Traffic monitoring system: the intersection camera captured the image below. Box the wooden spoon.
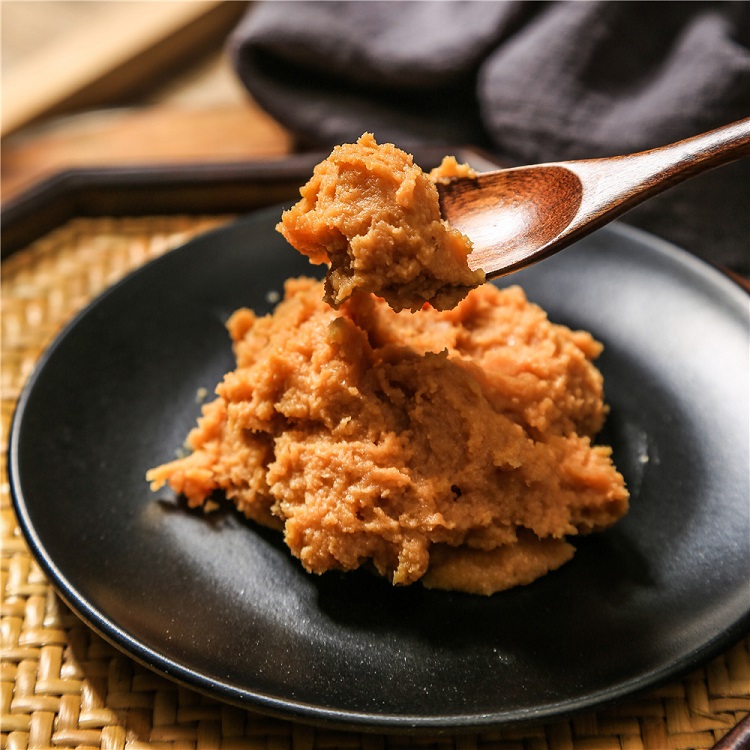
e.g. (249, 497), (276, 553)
(436, 118), (750, 278)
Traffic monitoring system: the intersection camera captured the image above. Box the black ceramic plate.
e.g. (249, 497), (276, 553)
(10, 207), (750, 731)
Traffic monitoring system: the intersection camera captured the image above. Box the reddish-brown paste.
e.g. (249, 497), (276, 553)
(148, 277), (628, 594)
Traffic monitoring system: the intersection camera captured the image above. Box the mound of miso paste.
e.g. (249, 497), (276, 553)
(148, 277), (628, 595)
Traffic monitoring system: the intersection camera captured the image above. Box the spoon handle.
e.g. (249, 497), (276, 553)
(564, 117), (750, 230)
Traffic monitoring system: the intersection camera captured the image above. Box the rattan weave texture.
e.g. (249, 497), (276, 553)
(2, 216), (748, 750)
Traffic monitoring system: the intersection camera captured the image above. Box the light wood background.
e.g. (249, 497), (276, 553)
(1, 0), (292, 199)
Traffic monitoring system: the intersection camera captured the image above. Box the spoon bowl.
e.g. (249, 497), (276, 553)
(437, 118), (750, 278)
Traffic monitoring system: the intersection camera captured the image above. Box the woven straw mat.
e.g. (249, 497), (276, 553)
(1, 215), (748, 750)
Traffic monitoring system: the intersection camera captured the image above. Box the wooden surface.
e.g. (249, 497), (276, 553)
(0, 1), (250, 137)
(1, 105), (293, 199)
(1, 0), (293, 200)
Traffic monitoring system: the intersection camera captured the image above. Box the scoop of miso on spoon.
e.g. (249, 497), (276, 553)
(436, 118), (750, 278)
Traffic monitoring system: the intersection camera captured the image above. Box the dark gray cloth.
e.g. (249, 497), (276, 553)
(230, 1), (750, 273)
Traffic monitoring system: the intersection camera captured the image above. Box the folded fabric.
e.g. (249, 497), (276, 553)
(230, 1), (750, 273)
